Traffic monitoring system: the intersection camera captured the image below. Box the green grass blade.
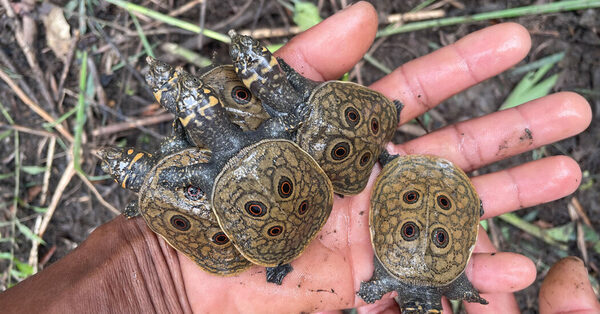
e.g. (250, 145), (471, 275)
(160, 43), (212, 67)
(411, 0), (438, 12)
(105, 0), (230, 43)
(293, 1), (322, 31)
(510, 52), (565, 76)
(73, 50), (88, 172)
(498, 212), (568, 250)
(378, 0), (600, 37)
(15, 220), (46, 245)
(21, 166), (47, 175)
(42, 107), (77, 129)
(129, 12), (155, 58)
(363, 53), (392, 74)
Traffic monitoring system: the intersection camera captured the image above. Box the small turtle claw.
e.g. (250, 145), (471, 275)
(228, 29), (237, 38)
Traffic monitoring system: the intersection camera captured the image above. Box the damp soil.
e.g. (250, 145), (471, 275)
(0, 0), (598, 312)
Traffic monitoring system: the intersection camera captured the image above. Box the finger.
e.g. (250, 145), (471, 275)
(275, 1), (378, 81)
(390, 92), (592, 171)
(370, 22), (531, 123)
(539, 257), (600, 314)
(472, 156), (582, 219)
(467, 252), (535, 294)
(356, 298), (400, 314)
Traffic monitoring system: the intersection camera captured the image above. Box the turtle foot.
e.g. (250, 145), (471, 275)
(265, 264), (293, 285)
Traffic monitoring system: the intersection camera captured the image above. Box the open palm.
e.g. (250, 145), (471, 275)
(178, 2), (591, 313)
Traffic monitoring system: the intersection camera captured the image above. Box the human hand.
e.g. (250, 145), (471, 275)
(539, 256), (600, 314)
(177, 2), (591, 313)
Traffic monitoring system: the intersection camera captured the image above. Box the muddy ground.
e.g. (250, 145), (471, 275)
(0, 0), (598, 312)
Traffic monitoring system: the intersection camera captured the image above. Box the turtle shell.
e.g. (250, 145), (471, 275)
(211, 139), (334, 267)
(370, 154), (480, 286)
(296, 81), (398, 194)
(139, 148), (253, 275)
(228, 32), (400, 195)
(200, 65), (269, 131)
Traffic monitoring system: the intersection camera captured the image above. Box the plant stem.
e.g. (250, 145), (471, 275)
(378, 0), (600, 37)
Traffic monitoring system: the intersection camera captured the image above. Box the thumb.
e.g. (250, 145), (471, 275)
(539, 256), (600, 314)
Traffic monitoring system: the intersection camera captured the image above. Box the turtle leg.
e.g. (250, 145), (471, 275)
(123, 199), (141, 218)
(357, 257), (400, 303)
(393, 100), (404, 127)
(265, 264), (293, 285)
(443, 272), (488, 305)
(377, 150), (399, 167)
(157, 119), (193, 157)
(276, 57), (320, 99)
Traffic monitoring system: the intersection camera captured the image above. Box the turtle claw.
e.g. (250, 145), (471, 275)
(265, 264), (293, 285)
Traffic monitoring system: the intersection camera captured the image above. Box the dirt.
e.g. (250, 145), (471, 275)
(0, 0), (598, 312)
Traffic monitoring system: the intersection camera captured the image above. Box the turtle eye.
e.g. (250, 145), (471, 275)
(403, 190), (419, 204)
(245, 201), (267, 217)
(231, 86), (251, 104)
(432, 228), (449, 248)
(298, 200), (308, 215)
(401, 222), (419, 241)
(211, 231), (229, 245)
(278, 176), (293, 198)
(267, 225), (284, 237)
(359, 152), (372, 167)
(170, 215), (191, 231)
(344, 107), (360, 127)
(370, 118), (379, 134)
(185, 185), (204, 201)
(437, 195), (451, 210)
(331, 142), (350, 161)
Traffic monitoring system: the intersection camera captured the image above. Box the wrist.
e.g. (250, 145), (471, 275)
(0, 215), (191, 313)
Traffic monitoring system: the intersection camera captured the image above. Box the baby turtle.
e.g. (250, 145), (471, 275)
(357, 153), (488, 312)
(228, 30), (402, 195)
(98, 140), (253, 275)
(145, 60), (334, 284)
(145, 59), (269, 132)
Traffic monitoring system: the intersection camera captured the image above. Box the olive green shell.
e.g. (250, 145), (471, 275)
(211, 139), (334, 267)
(200, 65), (269, 131)
(296, 81), (398, 194)
(370, 155), (480, 286)
(139, 148), (253, 276)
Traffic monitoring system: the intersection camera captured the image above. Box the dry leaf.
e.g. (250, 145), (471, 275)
(43, 7), (72, 59)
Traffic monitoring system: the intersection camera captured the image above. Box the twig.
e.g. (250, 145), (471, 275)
(91, 113), (173, 136)
(38, 160), (75, 238)
(0, 47), (42, 108)
(76, 171), (120, 215)
(56, 32), (79, 102)
(142, 0), (203, 30)
(211, 0), (253, 30)
(568, 199), (589, 265)
(0, 0), (56, 111)
(0, 70), (73, 141)
(377, 0), (600, 37)
(385, 10), (445, 24)
(0, 123), (58, 138)
(569, 197), (593, 227)
(40, 136), (56, 205)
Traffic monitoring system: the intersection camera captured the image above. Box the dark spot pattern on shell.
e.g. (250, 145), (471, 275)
(200, 65), (269, 131)
(297, 81), (397, 194)
(211, 139), (333, 266)
(370, 155), (480, 286)
(139, 148), (253, 275)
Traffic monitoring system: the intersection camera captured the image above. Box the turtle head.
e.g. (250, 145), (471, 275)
(228, 30), (277, 80)
(98, 147), (155, 192)
(145, 57), (179, 114)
